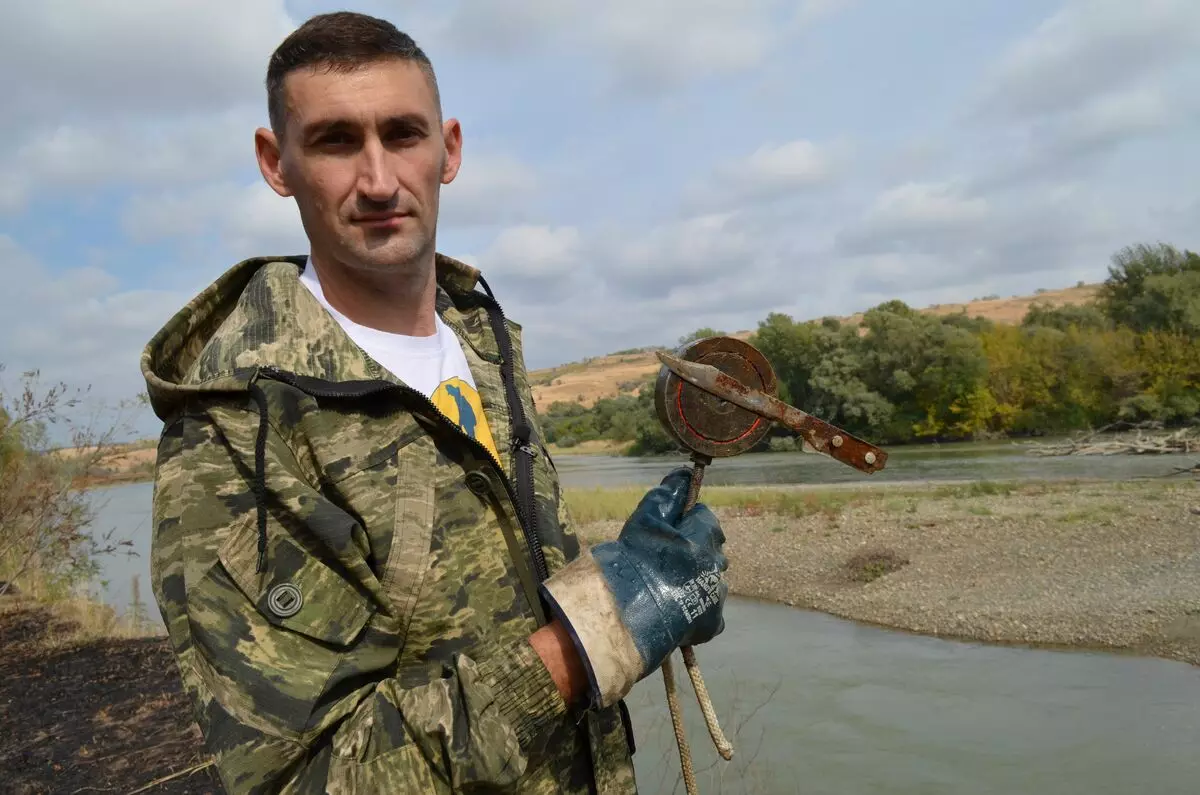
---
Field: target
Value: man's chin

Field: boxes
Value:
[340,238,428,272]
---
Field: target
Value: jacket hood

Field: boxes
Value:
[140,253,485,421]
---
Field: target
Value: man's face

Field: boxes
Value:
[256,59,461,273]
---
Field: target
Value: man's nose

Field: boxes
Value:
[356,138,399,202]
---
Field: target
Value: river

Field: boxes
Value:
[550,439,1187,489]
[79,446,1200,794]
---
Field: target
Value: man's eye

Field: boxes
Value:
[387,128,422,144]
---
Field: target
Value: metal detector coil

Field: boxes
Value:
[654,336,777,461]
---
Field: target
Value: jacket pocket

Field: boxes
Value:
[217,511,375,647]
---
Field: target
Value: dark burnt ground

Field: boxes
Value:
[0,599,222,794]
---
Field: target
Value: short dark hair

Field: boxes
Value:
[265,11,440,136]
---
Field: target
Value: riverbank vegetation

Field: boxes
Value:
[538,241,1200,455]
[563,479,1021,524]
[0,366,143,632]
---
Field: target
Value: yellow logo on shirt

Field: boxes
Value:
[431,377,500,462]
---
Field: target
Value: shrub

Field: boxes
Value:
[844,547,909,583]
[0,366,139,598]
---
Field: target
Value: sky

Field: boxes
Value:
[1,0,1198,440]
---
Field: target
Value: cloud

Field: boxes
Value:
[0,2,295,126]
[0,235,185,439]
[973,0,1200,120]
[963,81,1194,196]
[835,180,1125,294]
[421,0,851,93]
[468,207,807,368]
[0,112,261,214]
[684,139,847,210]
[121,181,308,259]
[837,181,990,256]
[0,0,296,214]
[475,225,581,279]
[604,212,762,296]
[439,153,543,227]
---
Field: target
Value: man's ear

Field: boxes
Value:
[441,118,463,185]
[255,127,293,197]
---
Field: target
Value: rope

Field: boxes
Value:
[661,655,698,795]
[662,455,734,795]
[682,645,734,760]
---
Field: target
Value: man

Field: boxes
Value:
[141,11,728,794]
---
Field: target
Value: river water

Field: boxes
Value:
[550,439,1188,489]
[80,446,1200,794]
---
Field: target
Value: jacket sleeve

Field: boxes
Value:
[149,409,568,795]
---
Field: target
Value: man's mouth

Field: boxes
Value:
[352,212,409,229]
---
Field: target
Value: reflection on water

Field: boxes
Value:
[82,481,155,623]
[80,447,1200,794]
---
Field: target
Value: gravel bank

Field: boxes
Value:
[579,479,1200,666]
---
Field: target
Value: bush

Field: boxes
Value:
[844,547,909,583]
[0,366,138,598]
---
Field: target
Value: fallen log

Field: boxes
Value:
[1025,425,1200,457]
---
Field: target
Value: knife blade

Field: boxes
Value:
[656,351,888,473]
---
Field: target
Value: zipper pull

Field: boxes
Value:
[511,436,536,456]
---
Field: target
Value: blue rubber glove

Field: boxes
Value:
[540,467,728,709]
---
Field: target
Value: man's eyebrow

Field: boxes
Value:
[300,118,352,139]
[301,113,431,139]
[382,113,432,133]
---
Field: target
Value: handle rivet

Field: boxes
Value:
[865,452,877,465]
[831,435,844,448]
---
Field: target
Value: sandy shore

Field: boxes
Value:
[578,478,1200,666]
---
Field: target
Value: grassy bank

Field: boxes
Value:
[545,438,632,457]
[0,567,156,648]
[564,477,1025,524]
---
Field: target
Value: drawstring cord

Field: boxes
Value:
[249,382,271,573]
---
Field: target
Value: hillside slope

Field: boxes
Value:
[530,282,1101,409]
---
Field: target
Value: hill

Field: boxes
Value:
[530,282,1101,409]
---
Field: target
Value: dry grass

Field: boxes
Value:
[563,479,1033,525]
[565,484,880,524]
[54,442,157,486]
[530,350,662,408]
[841,283,1101,327]
[546,439,632,457]
[0,593,151,653]
[1,568,156,651]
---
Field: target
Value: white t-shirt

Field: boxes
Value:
[299,259,500,462]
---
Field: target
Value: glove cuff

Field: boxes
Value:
[539,548,644,709]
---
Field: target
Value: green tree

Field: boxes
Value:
[750,312,893,438]
[626,388,679,456]
[858,302,992,440]
[1097,242,1200,333]
[677,327,727,346]
[1022,301,1110,332]
[1116,330,1200,423]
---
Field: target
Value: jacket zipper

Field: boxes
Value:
[471,292,548,585]
[257,365,549,584]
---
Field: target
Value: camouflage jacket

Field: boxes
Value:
[141,255,638,794]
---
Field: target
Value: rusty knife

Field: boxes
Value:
[656,351,888,474]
